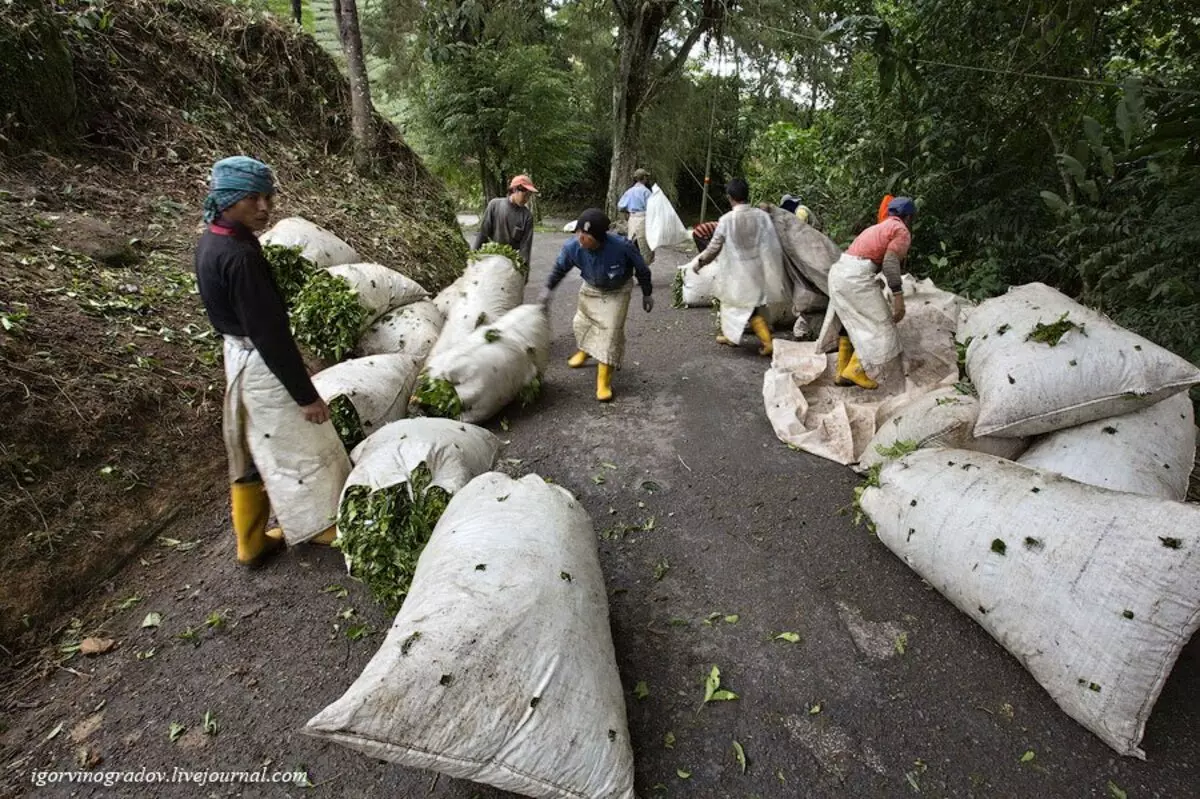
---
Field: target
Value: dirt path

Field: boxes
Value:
[2,233,1196,798]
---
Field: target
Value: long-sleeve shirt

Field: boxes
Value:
[617,183,651,214]
[547,233,653,296]
[194,222,318,406]
[473,196,533,267]
[846,216,910,291]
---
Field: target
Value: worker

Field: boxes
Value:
[683,178,787,357]
[817,195,915,390]
[194,156,350,567]
[474,174,538,269]
[780,193,821,229]
[617,168,654,266]
[537,209,654,402]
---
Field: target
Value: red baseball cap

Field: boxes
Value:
[509,174,538,193]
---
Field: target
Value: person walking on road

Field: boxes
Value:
[194,156,350,567]
[618,168,654,266]
[683,178,788,357]
[815,195,915,390]
[538,209,654,402]
[474,174,538,268]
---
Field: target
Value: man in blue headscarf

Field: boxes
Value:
[194,156,350,567]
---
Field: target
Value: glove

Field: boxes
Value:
[642,295,654,313]
[891,293,906,323]
[537,286,552,307]
[686,257,702,274]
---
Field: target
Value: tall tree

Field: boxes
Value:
[606,0,727,212]
[291,0,302,25]
[334,0,376,173]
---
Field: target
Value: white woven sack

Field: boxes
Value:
[337,419,499,569]
[678,257,722,307]
[645,185,690,250]
[259,216,358,267]
[429,255,525,360]
[357,300,444,362]
[326,263,428,325]
[960,283,1200,437]
[312,354,421,436]
[431,273,466,317]
[307,472,636,799]
[861,448,1200,758]
[424,304,549,424]
[1018,391,1196,500]
[859,385,1028,471]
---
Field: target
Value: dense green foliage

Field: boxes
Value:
[261,244,316,307]
[471,241,528,278]
[328,395,366,451]
[290,271,368,362]
[412,373,465,419]
[336,465,452,612]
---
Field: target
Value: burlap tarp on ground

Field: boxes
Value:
[763,276,967,465]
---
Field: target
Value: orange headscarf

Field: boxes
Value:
[877,194,894,224]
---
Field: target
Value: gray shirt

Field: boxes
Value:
[473,196,533,267]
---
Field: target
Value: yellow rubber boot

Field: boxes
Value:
[308,526,338,546]
[596,363,614,402]
[749,315,773,356]
[567,350,589,368]
[834,336,854,386]
[230,481,284,568]
[839,351,879,390]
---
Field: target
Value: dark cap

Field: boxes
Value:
[576,208,610,240]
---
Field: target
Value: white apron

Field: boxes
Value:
[815,254,902,380]
[713,205,789,342]
[626,212,654,265]
[573,283,633,368]
[222,337,351,544]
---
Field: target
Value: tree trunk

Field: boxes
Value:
[291,0,302,25]
[334,0,376,174]
[479,147,502,203]
[607,1,720,214]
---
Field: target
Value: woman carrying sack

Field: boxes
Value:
[194,156,350,566]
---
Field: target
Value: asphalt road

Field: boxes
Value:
[1,230,1196,798]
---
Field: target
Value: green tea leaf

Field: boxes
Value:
[775,632,801,643]
[634,681,650,700]
[732,740,747,773]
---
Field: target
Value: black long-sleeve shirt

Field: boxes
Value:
[194,223,318,406]
[473,196,533,267]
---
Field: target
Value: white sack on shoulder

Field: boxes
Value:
[766,204,837,298]
[1018,391,1196,500]
[429,255,525,360]
[259,216,358,267]
[326,263,428,324]
[860,448,1200,759]
[960,283,1200,438]
[307,472,636,799]
[313,354,421,435]
[357,300,444,362]
[423,304,550,424]
[645,185,691,250]
[859,385,1028,471]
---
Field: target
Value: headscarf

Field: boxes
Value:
[203,156,276,223]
